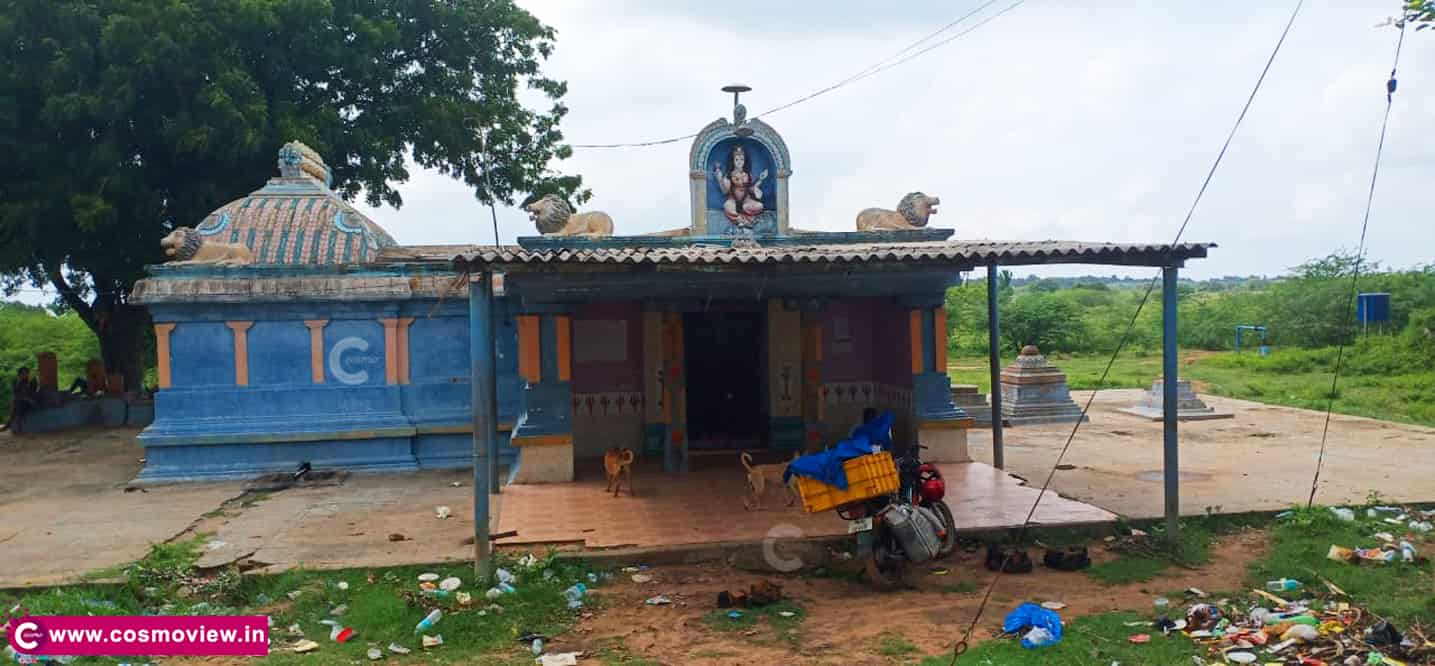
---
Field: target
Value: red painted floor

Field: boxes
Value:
[496,458,1115,549]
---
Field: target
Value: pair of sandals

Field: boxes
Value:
[984,545,1091,573]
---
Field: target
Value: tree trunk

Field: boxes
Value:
[100,305,151,394]
[45,266,151,395]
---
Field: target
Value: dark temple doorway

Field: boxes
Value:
[684,309,766,450]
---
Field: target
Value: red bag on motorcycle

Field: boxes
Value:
[917,463,946,503]
[880,503,943,563]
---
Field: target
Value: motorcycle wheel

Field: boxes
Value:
[932,500,958,558]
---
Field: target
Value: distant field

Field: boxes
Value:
[949,350,1435,428]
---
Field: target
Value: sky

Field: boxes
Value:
[350,0,1434,281]
[7,1,1429,307]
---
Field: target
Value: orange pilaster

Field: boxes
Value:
[225,321,254,386]
[517,315,541,383]
[303,320,328,384]
[154,323,177,389]
[909,309,924,374]
[554,315,572,382]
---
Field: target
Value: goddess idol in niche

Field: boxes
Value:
[713,144,768,227]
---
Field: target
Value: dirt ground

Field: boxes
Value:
[558,530,1268,665]
[968,390,1435,518]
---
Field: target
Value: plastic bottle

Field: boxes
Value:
[563,583,587,609]
[1329,507,1355,522]
[414,609,442,634]
[496,568,515,585]
[498,582,516,595]
[531,638,544,655]
[1265,578,1302,592]
[1400,540,1417,562]
[1152,597,1170,610]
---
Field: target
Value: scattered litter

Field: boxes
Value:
[1003,603,1063,649]
[286,623,303,636]
[497,568,516,585]
[778,611,796,618]
[621,566,640,573]
[1366,621,1402,646]
[414,609,443,634]
[286,590,303,600]
[1409,521,1432,533]
[930,567,950,575]
[329,604,348,616]
[434,506,452,519]
[387,643,410,655]
[450,481,463,487]
[1225,651,1256,663]
[518,553,540,569]
[421,634,443,648]
[388,533,407,542]
[205,540,227,551]
[1185,587,1208,598]
[366,647,383,661]
[1153,596,1171,610]
[1329,507,1355,521]
[455,591,473,606]
[440,576,463,591]
[726,610,743,620]
[292,639,320,653]
[417,573,439,582]
[336,581,349,591]
[318,620,354,643]
[535,652,581,666]
[564,583,587,609]
[1374,531,1396,543]
[1264,578,1302,592]
[1040,601,1067,610]
[1328,545,1356,563]
[644,595,672,605]
[631,574,654,584]
[531,638,544,655]
[1128,633,1150,644]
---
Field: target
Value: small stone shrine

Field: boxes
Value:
[998,346,1088,426]
[950,384,992,426]
[1117,378,1232,421]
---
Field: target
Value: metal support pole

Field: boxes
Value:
[471,271,497,580]
[1161,266,1180,548]
[986,264,1005,469]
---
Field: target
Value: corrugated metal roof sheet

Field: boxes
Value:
[451,240,1214,270]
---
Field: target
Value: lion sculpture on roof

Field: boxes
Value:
[525,194,614,238]
[855,192,941,231]
[160,227,254,266]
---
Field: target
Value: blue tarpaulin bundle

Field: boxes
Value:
[1003,603,1063,649]
[782,411,896,490]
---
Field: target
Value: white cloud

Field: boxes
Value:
[343,1,1435,279]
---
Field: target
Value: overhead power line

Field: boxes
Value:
[1307,19,1407,508]
[949,0,1306,661]
[570,0,1022,149]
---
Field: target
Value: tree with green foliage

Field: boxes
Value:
[0,0,585,390]
[1406,0,1434,29]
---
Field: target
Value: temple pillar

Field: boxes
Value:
[510,310,576,483]
[154,323,176,389]
[642,308,666,458]
[660,311,689,473]
[225,321,253,387]
[904,298,972,462]
[766,299,803,451]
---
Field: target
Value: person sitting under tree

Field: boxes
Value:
[1,366,40,434]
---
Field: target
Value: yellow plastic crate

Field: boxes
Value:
[795,451,900,514]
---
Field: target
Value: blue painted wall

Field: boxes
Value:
[140,294,520,482]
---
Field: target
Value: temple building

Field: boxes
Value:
[131,93,1212,485]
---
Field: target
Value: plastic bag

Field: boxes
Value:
[1003,603,1063,649]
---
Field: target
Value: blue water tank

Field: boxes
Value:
[1357,293,1390,324]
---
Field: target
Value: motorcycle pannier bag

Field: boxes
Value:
[881,503,942,563]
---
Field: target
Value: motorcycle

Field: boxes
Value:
[838,442,957,587]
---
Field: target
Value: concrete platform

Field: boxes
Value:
[1117,404,1234,421]
[495,458,1115,549]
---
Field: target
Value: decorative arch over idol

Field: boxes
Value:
[687,85,792,236]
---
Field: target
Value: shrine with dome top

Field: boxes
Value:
[131,90,1213,489]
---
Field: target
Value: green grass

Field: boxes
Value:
[877,631,920,657]
[948,350,1435,427]
[938,580,979,594]
[919,611,1202,665]
[701,600,806,646]
[2,544,602,665]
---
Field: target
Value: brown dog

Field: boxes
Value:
[741,451,798,510]
[604,447,636,497]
